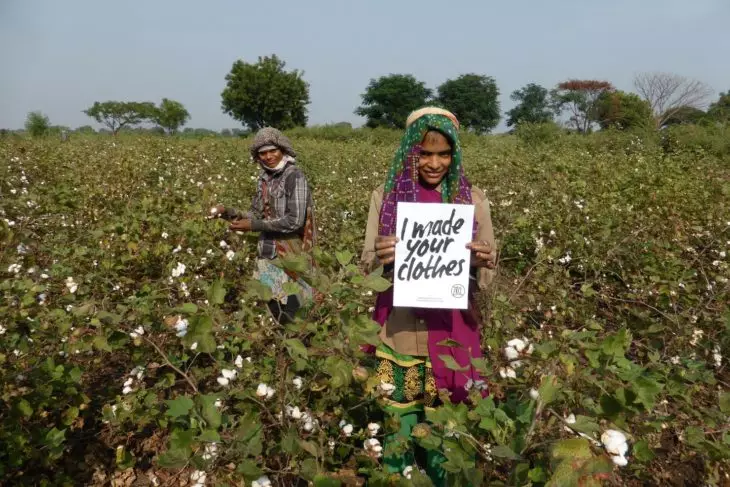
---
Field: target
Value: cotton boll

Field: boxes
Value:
[612,454,628,467]
[601,430,629,457]
[216,377,230,387]
[504,345,520,360]
[507,338,527,352]
[221,369,237,380]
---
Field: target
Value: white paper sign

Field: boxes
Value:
[393,202,474,309]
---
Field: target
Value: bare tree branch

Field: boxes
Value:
[633,72,713,128]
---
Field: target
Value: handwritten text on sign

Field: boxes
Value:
[393,202,474,309]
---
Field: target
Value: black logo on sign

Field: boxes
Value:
[451,284,465,298]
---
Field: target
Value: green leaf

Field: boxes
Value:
[283,281,302,296]
[93,335,112,352]
[170,429,195,451]
[178,302,198,314]
[570,415,600,437]
[491,444,522,460]
[196,394,222,429]
[538,375,560,405]
[115,446,136,469]
[324,357,351,389]
[198,430,220,443]
[720,391,730,414]
[68,366,83,383]
[599,394,623,418]
[528,466,547,482]
[552,438,593,460]
[237,459,263,480]
[299,458,318,481]
[299,439,320,457]
[632,440,655,462]
[282,429,301,455]
[580,282,596,297]
[438,355,468,372]
[313,474,342,487]
[165,396,194,418]
[97,311,122,325]
[62,406,79,426]
[633,376,663,410]
[157,448,189,469]
[284,338,309,361]
[44,427,66,448]
[17,399,33,418]
[207,279,226,305]
[362,272,391,292]
[335,250,353,266]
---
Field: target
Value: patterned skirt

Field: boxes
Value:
[375,343,438,414]
[253,259,314,305]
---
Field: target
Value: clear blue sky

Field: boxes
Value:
[1,0,728,132]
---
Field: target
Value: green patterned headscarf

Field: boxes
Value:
[378,108,473,237]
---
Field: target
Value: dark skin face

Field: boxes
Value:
[374,130,495,269]
[258,148,285,169]
[417,131,453,187]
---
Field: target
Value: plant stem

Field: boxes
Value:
[143,335,198,393]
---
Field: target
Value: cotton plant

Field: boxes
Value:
[65,276,78,293]
[256,383,276,400]
[339,420,354,437]
[499,337,534,379]
[122,366,145,395]
[217,368,237,387]
[601,429,630,467]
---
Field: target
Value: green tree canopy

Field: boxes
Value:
[708,90,730,124]
[506,83,554,127]
[83,101,156,135]
[594,91,653,130]
[436,74,500,133]
[25,111,50,137]
[153,99,190,135]
[660,106,707,127]
[552,80,615,133]
[355,74,432,129]
[221,54,309,131]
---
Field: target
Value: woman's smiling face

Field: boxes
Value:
[417,130,453,186]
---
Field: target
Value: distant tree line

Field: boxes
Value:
[14,53,730,137]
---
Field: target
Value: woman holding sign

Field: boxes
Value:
[361,107,496,483]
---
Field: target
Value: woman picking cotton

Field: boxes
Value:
[361,107,496,484]
[211,127,316,324]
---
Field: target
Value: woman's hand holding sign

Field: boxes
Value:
[375,235,399,265]
[466,240,496,269]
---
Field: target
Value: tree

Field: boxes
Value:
[633,72,713,128]
[152,98,190,134]
[25,111,50,137]
[75,125,96,134]
[661,106,707,126]
[707,90,730,124]
[435,74,500,133]
[594,91,653,130]
[221,54,309,131]
[506,83,554,127]
[83,101,156,135]
[552,80,614,133]
[355,74,432,129]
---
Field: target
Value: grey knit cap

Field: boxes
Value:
[250,127,297,160]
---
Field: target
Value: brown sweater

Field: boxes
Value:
[360,183,496,356]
